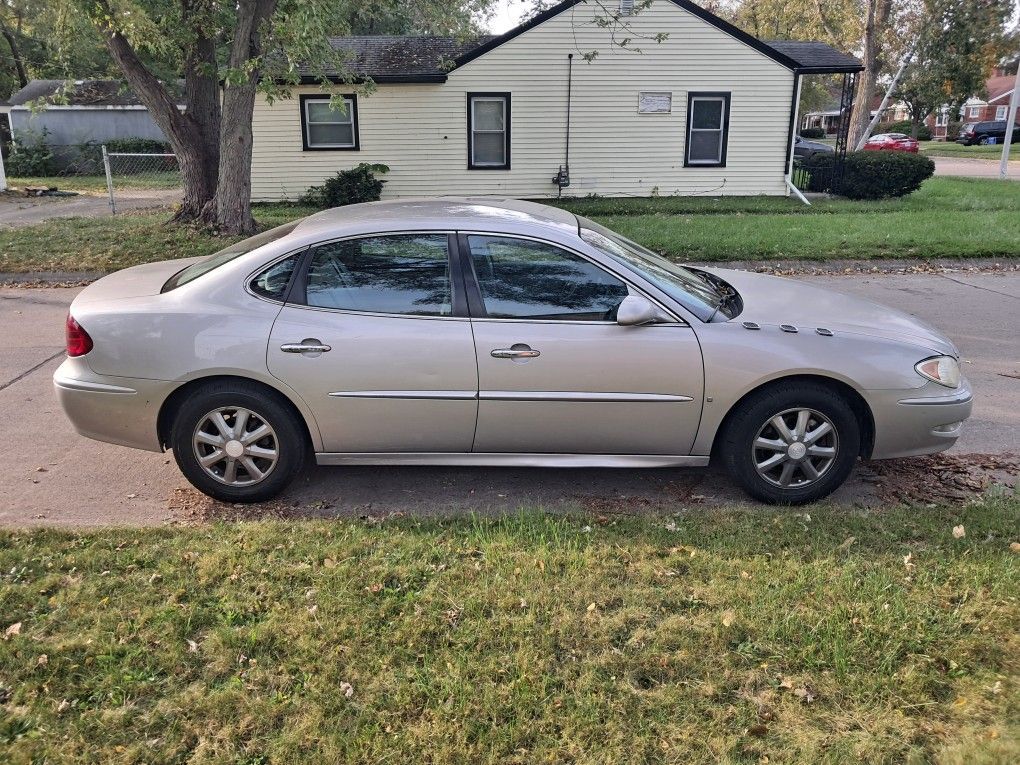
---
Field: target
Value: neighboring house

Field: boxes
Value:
[801,91,908,136]
[925,69,1018,140]
[0,79,181,170]
[249,0,860,201]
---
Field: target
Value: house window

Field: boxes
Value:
[968,105,982,118]
[995,105,1008,121]
[300,94,359,151]
[468,93,510,169]
[935,110,949,127]
[685,92,730,167]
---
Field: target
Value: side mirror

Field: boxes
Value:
[616,294,667,326]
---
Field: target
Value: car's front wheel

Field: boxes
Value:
[171,382,306,503]
[719,382,861,505]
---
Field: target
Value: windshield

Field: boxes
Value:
[578,218,740,322]
[162,221,301,292]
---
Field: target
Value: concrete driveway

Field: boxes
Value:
[932,156,1020,179]
[1,272,1017,527]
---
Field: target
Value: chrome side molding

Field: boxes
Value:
[315,452,712,468]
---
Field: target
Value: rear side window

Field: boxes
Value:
[466,235,629,321]
[250,254,300,301]
[303,234,452,316]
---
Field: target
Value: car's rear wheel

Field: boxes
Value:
[171,382,306,503]
[719,382,860,505]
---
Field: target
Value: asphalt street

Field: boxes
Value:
[1,271,1017,527]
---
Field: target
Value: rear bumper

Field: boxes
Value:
[867,379,973,460]
[53,357,174,452]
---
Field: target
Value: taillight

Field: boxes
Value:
[66,314,93,357]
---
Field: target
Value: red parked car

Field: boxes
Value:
[863,133,919,153]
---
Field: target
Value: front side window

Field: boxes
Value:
[467,235,629,321]
[301,95,359,150]
[303,234,452,316]
[685,92,730,167]
[468,93,510,169]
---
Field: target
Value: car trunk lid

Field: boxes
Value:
[71,258,205,305]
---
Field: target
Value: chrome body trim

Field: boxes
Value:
[328,390,477,400]
[898,391,973,406]
[53,376,137,395]
[479,391,695,403]
[314,452,711,467]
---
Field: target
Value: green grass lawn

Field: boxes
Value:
[1,496,1017,763]
[920,141,1019,160]
[1,177,1019,273]
[8,172,182,193]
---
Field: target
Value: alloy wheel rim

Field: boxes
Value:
[192,406,279,487]
[751,407,838,489]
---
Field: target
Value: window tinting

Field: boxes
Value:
[250,255,299,301]
[467,235,629,321]
[685,93,730,166]
[304,235,452,316]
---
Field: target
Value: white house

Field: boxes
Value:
[249,0,861,201]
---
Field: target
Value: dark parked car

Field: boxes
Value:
[794,135,834,160]
[956,120,1019,146]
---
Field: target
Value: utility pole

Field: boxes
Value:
[855,37,918,151]
[999,63,1020,180]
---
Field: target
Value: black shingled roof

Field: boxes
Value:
[763,40,863,73]
[8,79,184,107]
[310,35,496,83]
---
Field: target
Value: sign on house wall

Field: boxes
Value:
[638,92,672,113]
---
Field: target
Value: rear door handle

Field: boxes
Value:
[281,339,332,354]
[491,345,540,359]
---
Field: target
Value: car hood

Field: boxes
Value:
[71,257,205,305]
[702,268,958,355]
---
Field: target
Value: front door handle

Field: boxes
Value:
[491,344,540,359]
[281,339,332,354]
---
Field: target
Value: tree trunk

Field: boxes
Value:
[849,0,892,149]
[0,21,28,89]
[100,22,217,221]
[181,0,221,225]
[213,0,278,235]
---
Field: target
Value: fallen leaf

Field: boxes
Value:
[323,558,337,568]
[952,525,966,539]
[740,570,752,580]
[1009,542,1020,553]
[586,602,597,612]
[57,699,70,713]
[793,686,817,704]
[721,609,736,628]
[4,622,21,640]
[307,604,318,616]
[36,654,48,667]
[186,639,199,653]
[339,681,354,698]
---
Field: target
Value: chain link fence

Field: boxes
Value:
[101,146,182,214]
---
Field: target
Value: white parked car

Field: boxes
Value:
[56,199,972,505]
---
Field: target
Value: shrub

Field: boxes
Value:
[104,137,172,154]
[946,121,962,141]
[884,120,932,141]
[300,163,389,208]
[799,127,825,139]
[838,151,934,199]
[6,130,54,177]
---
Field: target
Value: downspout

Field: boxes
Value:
[554,54,573,196]
[784,71,811,206]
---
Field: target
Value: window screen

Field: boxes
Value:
[304,235,452,316]
[303,96,358,149]
[469,94,510,168]
[467,235,629,321]
[685,93,730,166]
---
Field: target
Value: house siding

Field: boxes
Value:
[250,0,794,201]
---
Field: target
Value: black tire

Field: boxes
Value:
[170,381,307,503]
[718,382,861,505]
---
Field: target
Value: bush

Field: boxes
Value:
[946,121,962,141]
[6,130,54,177]
[799,151,934,199]
[300,163,389,208]
[799,127,825,139]
[104,137,172,154]
[838,151,934,199]
[884,120,932,141]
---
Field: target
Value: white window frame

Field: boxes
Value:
[995,105,1008,121]
[468,94,510,169]
[968,105,982,118]
[935,110,949,127]
[302,95,358,150]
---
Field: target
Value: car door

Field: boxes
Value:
[267,232,478,454]
[460,233,704,455]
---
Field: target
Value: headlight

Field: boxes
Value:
[915,356,960,388]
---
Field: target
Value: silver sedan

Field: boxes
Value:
[55,199,972,505]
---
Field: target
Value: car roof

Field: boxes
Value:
[289,197,580,241]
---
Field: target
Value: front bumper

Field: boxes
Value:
[867,379,973,460]
[53,357,175,453]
